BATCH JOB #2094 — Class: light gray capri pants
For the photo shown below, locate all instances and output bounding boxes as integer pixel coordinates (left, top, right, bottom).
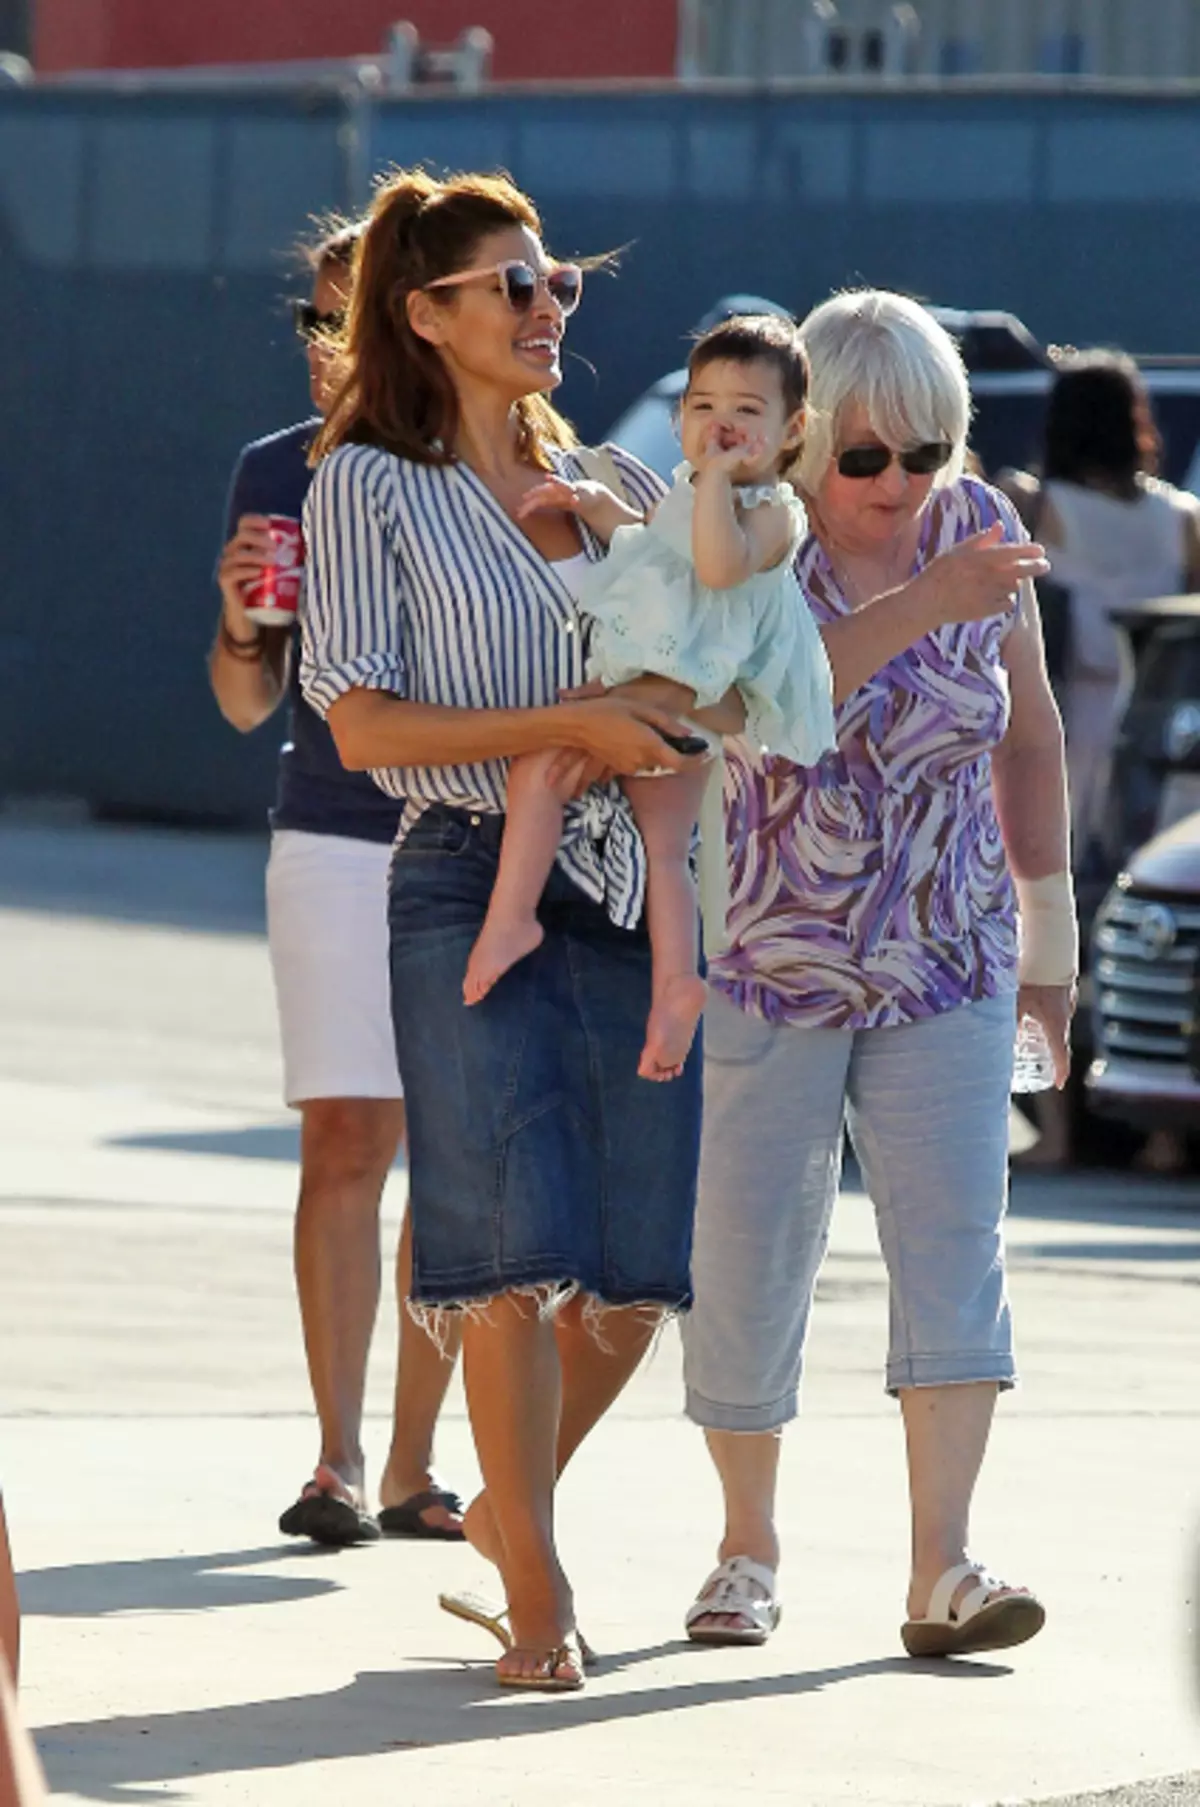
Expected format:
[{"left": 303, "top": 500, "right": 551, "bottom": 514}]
[{"left": 682, "top": 988, "right": 1018, "bottom": 1431}]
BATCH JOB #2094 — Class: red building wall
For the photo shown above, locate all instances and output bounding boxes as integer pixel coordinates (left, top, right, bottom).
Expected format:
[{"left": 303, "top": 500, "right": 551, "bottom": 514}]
[{"left": 34, "top": 0, "right": 678, "bottom": 80}]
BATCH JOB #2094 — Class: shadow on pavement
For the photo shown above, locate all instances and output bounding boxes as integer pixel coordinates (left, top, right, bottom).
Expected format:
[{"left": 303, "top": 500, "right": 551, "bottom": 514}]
[
  {"left": 109, "top": 1126, "right": 302, "bottom": 1164},
  {"left": 0, "top": 822, "right": 267, "bottom": 938},
  {"left": 19, "top": 1547, "right": 339, "bottom": 1620},
  {"left": 35, "top": 1652, "right": 1011, "bottom": 1801},
  {"left": 107, "top": 1125, "right": 407, "bottom": 1168}
]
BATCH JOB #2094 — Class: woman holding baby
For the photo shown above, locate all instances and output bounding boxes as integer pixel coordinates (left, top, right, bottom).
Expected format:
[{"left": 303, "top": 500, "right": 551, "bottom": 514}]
[{"left": 300, "top": 165, "right": 1051, "bottom": 1690}]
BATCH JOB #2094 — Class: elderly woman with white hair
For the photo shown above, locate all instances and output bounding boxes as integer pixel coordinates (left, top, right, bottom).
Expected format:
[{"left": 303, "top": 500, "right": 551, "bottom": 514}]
[{"left": 681, "top": 290, "right": 1074, "bottom": 1659}]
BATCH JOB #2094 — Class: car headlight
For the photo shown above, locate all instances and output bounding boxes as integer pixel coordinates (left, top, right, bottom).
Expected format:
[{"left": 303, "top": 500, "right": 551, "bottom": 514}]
[{"left": 1164, "top": 701, "right": 1200, "bottom": 763}]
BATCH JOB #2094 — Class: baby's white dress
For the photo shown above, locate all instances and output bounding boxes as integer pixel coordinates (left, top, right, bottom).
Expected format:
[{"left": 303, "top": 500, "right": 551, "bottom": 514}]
[{"left": 578, "top": 461, "right": 836, "bottom": 765}]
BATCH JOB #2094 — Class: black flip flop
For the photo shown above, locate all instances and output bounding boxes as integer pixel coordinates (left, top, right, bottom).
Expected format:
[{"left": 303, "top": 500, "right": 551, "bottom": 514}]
[
  {"left": 378, "top": 1487, "right": 466, "bottom": 1541},
  {"left": 279, "top": 1486, "right": 381, "bottom": 1548}
]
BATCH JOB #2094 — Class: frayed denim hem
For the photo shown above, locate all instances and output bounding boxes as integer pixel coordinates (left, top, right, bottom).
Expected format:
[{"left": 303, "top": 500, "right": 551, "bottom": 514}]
[{"left": 408, "top": 1280, "right": 689, "bottom": 1356}]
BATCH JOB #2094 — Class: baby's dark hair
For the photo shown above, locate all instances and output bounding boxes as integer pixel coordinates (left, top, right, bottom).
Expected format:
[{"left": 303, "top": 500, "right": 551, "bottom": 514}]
[
  {"left": 688, "top": 314, "right": 808, "bottom": 411},
  {"left": 686, "top": 314, "right": 809, "bottom": 473}
]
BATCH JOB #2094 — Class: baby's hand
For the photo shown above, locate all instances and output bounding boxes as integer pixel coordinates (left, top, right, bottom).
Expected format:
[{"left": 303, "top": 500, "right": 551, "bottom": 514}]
[
  {"left": 518, "top": 475, "right": 642, "bottom": 545},
  {"left": 517, "top": 477, "right": 619, "bottom": 524},
  {"left": 694, "top": 421, "right": 767, "bottom": 477}
]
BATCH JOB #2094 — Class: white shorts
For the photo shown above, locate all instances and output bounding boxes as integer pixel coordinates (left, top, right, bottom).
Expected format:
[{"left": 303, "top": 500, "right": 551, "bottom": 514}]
[{"left": 265, "top": 829, "right": 403, "bottom": 1107}]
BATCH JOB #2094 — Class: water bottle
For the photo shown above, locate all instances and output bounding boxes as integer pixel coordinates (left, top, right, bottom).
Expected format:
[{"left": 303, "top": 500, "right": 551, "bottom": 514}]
[{"left": 1011, "top": 1014, "right": 1056, "bottom": 1094}]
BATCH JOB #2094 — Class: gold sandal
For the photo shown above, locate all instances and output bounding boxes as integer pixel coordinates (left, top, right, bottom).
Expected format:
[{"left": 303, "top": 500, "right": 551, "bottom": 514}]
[
  {"left": 439, "top": 1590, "right": 597, "bottom": 1667},
  {"left": 495, "top": 1637, "right": 585, "bottom": 1693}
]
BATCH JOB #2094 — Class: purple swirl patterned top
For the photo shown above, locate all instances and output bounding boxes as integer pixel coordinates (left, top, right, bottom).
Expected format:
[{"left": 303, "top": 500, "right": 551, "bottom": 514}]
[{"left": 710, "top": 476, "right": 1023, "bottom": 1030}]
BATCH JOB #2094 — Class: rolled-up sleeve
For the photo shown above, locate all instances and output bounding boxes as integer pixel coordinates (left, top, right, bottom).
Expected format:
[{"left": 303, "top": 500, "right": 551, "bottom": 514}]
[{"left": 300, "top": 444, "right": 407, "bottom": 719}]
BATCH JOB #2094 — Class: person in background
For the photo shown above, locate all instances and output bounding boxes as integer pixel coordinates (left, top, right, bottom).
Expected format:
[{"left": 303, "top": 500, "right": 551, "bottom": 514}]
[
  {"left": 208, "top": 221, "right": 463, "bottom": 1547},
  {"left": 1000, "top": 352, "right": 1200, "bottom": 1169},
  {"left": 1001, "top": 350, "right": 1200, "bottom": 861},
  {"left": 681, "top": 290, "right": 1067, "bottom": 1659}
]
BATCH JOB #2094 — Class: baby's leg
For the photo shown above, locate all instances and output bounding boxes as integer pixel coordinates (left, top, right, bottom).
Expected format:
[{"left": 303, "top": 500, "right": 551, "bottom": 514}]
[
  {"left": 463, "top": 749, "right": 570, "bottom": 1006},
  {"left": 624, "top": 762, "right": 712, "bottom": 1081}
]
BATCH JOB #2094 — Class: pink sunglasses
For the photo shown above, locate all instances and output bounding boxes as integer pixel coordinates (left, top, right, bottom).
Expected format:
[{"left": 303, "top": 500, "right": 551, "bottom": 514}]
[{"left": 424, "top": 258, "right": 583, "bottom": 317}]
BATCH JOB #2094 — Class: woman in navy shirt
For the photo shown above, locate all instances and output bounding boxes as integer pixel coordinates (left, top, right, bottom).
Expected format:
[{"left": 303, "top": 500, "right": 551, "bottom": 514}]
[{"left": 209, "top": 223, "right": 463, "bottom": 1550}]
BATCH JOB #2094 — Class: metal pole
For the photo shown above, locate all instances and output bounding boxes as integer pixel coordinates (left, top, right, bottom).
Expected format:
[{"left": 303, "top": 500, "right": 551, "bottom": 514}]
[
  {"left": 884, "top": 3, "right": 919, "bottom": 76},
  {"left": 456, "top": 27, "right": 492, "bottom": 90},
  {"left": 802, "top": 0, "right": 839, "bottom": 74},
  {"left": 385, "top": 21, "right": 417, "bottom": 87}
]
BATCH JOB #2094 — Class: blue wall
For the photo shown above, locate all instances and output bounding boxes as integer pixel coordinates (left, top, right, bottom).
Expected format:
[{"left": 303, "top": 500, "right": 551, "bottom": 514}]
[
  {"left": 0, "top": 89, "right": 351, "bottom": 818},
  {"left": 2, "top": 82, "right": 1199, "bottom": 820}
]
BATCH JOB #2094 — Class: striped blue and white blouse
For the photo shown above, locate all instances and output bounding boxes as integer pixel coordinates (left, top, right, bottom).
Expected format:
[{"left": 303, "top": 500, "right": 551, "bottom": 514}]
[{"left": 300, "top": 439, "right": 667, "bottom": 929}]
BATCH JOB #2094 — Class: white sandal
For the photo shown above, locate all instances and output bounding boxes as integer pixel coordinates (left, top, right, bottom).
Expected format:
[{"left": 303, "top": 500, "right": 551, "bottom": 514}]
[
  {"left": 685, "top": 1556, "right": 781, "bottom": 1646},
  {"left": 901, "top": 1560, "right": 1046, "bottom": 1658}
]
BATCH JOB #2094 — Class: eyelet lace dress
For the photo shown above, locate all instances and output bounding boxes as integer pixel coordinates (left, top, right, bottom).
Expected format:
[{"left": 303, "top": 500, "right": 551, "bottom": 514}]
[
  {"left": 579, "top": 462, "right": 836, "bottom": 768},
  {"left": 578, "top": 461, "right": 837, "bottom": 948}
]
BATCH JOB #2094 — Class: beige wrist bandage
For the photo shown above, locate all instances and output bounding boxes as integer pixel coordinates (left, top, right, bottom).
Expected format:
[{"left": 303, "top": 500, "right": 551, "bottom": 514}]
[{"left": 1014, "top": 872, "right": 1078, "bottom": 985}]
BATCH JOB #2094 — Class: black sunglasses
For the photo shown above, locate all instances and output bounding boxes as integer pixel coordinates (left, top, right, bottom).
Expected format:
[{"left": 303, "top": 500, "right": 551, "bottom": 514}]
[
  {"left": 425, "top": 258, "right": 583, "bottom": 317},
  {"left": 292, "top": 299, "right": 346, "bottom": 344},
  {"left": 836, "top": 442, "right": 953, "bottom": 480}
]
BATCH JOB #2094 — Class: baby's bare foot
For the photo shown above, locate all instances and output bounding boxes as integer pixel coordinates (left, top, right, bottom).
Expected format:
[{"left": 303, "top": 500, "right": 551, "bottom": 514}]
[
  {"left": 463, "top": 918, "right": 544, "bottom": 1005},
  {"left": 638, "top": 974, "right": 707, "bottom": 1081}
]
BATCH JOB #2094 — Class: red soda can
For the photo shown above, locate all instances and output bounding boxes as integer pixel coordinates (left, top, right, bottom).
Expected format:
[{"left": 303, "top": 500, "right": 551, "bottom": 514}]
[{"left": 243, "top": 516, "right": 305, "bottom": 626}]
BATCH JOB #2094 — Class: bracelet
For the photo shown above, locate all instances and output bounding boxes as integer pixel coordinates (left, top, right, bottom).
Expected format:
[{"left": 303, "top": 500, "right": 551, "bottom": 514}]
[
  {"left": 217, "top": 617, "right": 263, "bottom": 662},
  {"left": 1014, "top": 871, "right": 1078, "bottom": 985}
]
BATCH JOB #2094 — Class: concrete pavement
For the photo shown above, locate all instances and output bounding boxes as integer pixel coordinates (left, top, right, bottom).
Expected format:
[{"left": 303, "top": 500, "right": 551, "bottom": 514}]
[{"left": 2, "top": 813, "right": 1199, "bottom": 1806}]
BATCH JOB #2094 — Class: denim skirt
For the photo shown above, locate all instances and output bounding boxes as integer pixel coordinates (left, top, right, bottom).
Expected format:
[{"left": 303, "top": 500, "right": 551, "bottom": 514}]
[{"left": 388, "top": 805, "right": 701, "bottom": 1311}]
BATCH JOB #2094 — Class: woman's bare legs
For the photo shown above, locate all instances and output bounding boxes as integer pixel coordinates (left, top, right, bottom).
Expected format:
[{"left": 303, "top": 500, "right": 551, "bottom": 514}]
[
  {"left": 463, "top": 750, "right": 572, "bottom": 1005},
  {"left": 689, "top": 1388, "right": 1021, "bottom": 1636},
  {"left": 294, "top": 1097, "right": 403, "bottom": 1508},
  {"left": 461, "top": 1295, "right": 580, "bottom": 1682},
  {"left": 685, "top": 1429, "right": 782, "bottom": 1635},
  {"left": 900, "top": 1381, "right": 1029, "bottom": 1619},
  {"left": 461, "top": 1298, "right": 658, "bottom": 1610},
  {"left": 624, "top": 764, "right": 712, "bottom": 1080},
  {"left": 295, "top": 1103, "right": 462, "bottom": 1525}
]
